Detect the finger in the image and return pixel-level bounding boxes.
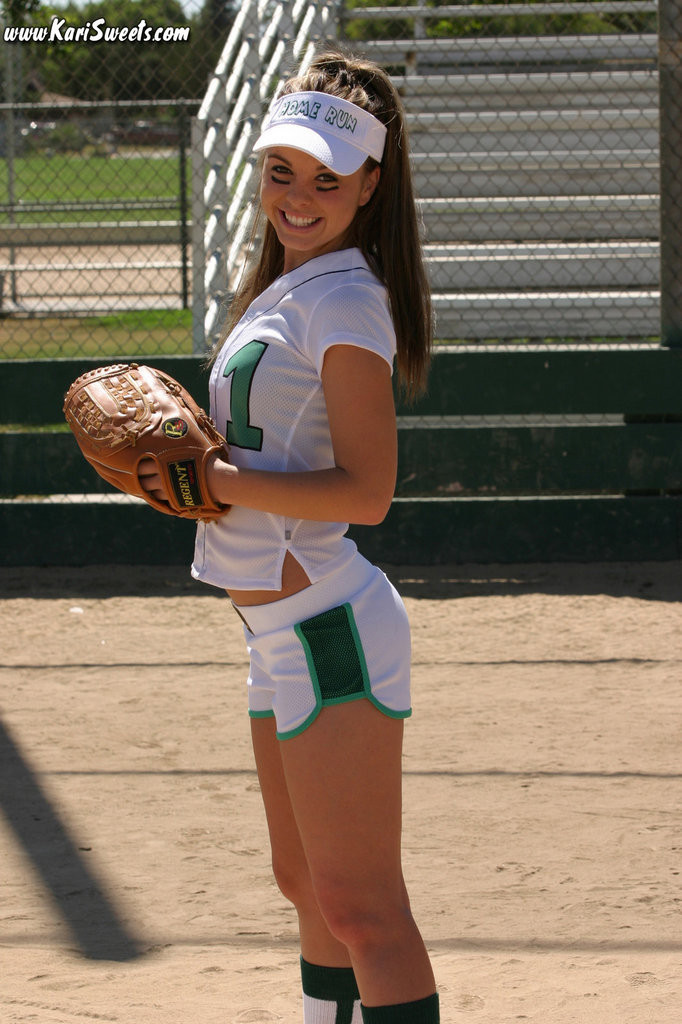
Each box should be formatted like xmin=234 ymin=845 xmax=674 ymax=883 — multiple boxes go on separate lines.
xmin=139 ymin=471 xmax=164 ymax=495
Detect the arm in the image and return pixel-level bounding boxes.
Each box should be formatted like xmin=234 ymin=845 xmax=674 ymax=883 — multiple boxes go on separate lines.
xmin=139 ymin=345 xmax=397 ymax=525
xmin=207 ymin=344 xmax=397 ymax=524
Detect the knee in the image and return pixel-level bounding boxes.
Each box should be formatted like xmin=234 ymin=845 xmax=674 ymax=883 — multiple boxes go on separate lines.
xmin=270 ymin=851 xmax=316 ymax=911
xmin=313 ymin=877 xmax=413 ymax=952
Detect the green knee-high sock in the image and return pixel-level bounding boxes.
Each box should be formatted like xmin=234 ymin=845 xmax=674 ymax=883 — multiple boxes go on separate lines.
xmin=361 ymin=993 xmax=440 ymax=1024
xmin=300 ymin=957 xmax=362 ymax=1024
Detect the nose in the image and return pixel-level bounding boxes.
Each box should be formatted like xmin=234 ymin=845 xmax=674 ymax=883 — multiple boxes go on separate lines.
xmin=286 ymin=179 xmax=314 ymax=207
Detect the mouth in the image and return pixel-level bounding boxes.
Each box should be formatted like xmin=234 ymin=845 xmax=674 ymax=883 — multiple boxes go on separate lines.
xmin=280 ymin=210 xmax=321 ymax=229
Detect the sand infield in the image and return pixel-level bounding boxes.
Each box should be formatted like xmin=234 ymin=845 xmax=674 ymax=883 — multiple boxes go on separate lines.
xmin=1 ymin=560 xmax=681 ymax=1023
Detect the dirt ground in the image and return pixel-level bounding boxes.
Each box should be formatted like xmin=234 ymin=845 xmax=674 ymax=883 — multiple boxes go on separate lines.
xmin=1 ymin=560 xmax=681 ymax=1024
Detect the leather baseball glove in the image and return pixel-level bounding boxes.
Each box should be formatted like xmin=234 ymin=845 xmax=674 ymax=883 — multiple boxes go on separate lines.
xmin=63 ymin=363 xmax=230 ymax=520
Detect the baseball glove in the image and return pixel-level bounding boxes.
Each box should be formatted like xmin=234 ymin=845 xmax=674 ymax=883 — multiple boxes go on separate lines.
xmin=63 ymin=363 xmax=230 ymax=520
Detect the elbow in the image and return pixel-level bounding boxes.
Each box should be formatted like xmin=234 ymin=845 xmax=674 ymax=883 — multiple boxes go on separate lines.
xmin=340 ymin=466 xmax=395 ymax=525
xmin=356 ymin=491 xmax=394 ymax=526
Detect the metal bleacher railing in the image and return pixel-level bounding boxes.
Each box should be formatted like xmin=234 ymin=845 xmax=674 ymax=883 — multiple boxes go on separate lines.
xmin=192 ymin=0 xmax=660 ymax=348
xmin=0 ymin=1 xmax=663 ymax=350
xmin=190 ymin=0 xmax=338 ymax=352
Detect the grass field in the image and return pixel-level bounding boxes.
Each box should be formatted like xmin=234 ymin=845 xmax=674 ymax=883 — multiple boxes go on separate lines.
xmin=2 ymin=314 xmax=641 ymax=361
xmin=0 ymin=152 xmax=188 ymax=222
xmin=1 ymin=310 xmax=193 ymax=359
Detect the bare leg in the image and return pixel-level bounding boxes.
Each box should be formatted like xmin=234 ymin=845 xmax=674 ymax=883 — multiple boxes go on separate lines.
xmin=251 ymin=716 xmax=351 ymax=966
xmin=277 ymin=701 xmax=436 ymax=1008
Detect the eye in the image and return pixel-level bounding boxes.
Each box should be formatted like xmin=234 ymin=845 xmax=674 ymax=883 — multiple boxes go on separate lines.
xmin=316 ymin=173 xmax=339 ymax=191
xmin=270 ymin=164 xmax=290 ymax=184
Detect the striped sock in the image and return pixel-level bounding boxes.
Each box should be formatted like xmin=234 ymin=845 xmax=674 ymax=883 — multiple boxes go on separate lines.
xmin=301 ymin=957 xmax=362 ymax=1024
xmin=361 ymin=993 xmax=440 ymax=1023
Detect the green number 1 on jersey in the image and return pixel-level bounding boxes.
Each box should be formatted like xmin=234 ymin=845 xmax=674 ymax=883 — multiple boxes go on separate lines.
xmin=221 ymin=340 xmax=268 ymax=450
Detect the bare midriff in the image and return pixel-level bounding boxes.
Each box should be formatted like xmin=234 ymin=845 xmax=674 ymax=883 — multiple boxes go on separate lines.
xmin=226 ymin=550 xmax=312 ymax=607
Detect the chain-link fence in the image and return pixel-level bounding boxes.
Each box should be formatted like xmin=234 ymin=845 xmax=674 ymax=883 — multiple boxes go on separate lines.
xmin=0 ymin=0 xmax=672 ymax=359
xmin=1 ymin=0 xmax=230 ymax=358
xmin=344 ymin=0 xmax=661 ymax=347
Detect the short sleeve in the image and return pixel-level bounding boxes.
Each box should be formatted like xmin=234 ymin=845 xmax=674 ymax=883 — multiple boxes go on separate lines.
xmin=305 ymin=282 xmax=397 ymax=377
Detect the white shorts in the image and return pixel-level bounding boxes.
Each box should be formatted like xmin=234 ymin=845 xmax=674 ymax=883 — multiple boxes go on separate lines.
xmin=234 ymin=553 xmax=412 ymax=740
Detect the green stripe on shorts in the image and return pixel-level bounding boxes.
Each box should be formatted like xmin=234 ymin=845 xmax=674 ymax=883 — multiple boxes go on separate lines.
xmin=295 ymin=603 xmax=370 ymax=704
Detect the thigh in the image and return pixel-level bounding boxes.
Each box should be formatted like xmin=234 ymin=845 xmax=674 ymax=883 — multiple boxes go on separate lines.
xmin=252 ymin=716 xmax=356 ymax=966
xmin=251 ymin=716 xmax=308 ymax=880
xmin=278 ymin=700 xmax=406 ymax=897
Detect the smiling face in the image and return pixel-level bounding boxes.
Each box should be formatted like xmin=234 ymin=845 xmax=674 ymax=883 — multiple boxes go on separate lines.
xmin=259 ymin=147 xmax=380 ymax=274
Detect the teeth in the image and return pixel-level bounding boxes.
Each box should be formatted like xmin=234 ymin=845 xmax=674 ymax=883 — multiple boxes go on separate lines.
xmin=283 ymin=212 xmax=318 ymax=227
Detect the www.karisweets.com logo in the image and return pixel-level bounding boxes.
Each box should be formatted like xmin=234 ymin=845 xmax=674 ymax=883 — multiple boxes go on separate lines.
xmin=4 ymin=16 xmax=191 ymax=44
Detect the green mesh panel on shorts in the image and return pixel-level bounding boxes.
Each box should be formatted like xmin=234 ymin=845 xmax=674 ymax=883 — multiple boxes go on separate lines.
xmin=295 ymin=603 xmax=368 ymax=702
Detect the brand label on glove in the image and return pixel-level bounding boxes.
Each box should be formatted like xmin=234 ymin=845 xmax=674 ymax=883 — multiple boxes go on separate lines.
xmin=163 ymin=417 xmax=189 ymax=438
xmin=169 ymin=459 xmax=202 ymax=508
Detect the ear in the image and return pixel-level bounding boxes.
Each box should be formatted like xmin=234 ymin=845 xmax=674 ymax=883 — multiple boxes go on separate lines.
xmin=358 ymin=165 xmax=381 ymax=207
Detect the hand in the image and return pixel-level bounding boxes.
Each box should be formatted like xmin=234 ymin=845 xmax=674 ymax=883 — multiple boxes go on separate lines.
xmin=139 ymin=453 xmax=233 ymax=508
xmin=138 ymin=458 xmax=170 ymax=505
xmin=204 ymin=449 xmax=236 ymax=506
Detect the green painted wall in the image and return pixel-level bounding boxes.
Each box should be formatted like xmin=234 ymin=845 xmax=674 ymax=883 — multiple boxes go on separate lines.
xmin=3 ymin=348 xmax=681 ymax=565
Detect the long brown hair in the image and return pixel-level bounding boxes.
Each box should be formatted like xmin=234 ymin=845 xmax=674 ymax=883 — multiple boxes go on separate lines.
xmin=223 ymin=50 xmax=432 ymax=401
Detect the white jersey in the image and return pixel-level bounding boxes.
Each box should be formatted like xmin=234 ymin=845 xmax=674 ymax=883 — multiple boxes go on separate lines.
xmin=191 ymin=248 xmax=396 ymax=591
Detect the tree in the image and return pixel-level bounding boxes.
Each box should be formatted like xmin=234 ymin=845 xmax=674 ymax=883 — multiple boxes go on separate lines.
xmin=14 ymin=0 xmax=235 ymax=103
xmin=37 ymin=0 xmax=192 ymax=101
xmin=1 ymin=0 xmax=43 ymax=24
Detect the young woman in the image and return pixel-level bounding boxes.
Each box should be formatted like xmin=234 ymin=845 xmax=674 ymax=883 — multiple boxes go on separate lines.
xmin=141 ymin=51 xmax=438 ymax=1024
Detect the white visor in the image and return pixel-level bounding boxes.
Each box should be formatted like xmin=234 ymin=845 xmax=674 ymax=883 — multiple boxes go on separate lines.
xmin=253 ymin=90 xmax=387 ymax=176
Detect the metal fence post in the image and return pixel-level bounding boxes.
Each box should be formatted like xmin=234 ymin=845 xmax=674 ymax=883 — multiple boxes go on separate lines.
xmin=2 ymin=41 xmax=18 ymax=305
xmin=178 ymin=104 xmax=190 ymax=310
xmin=190 ymin=114 xmax=207 ymax=353
xmin=659 ymin=0 xmax=682 ymax=347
